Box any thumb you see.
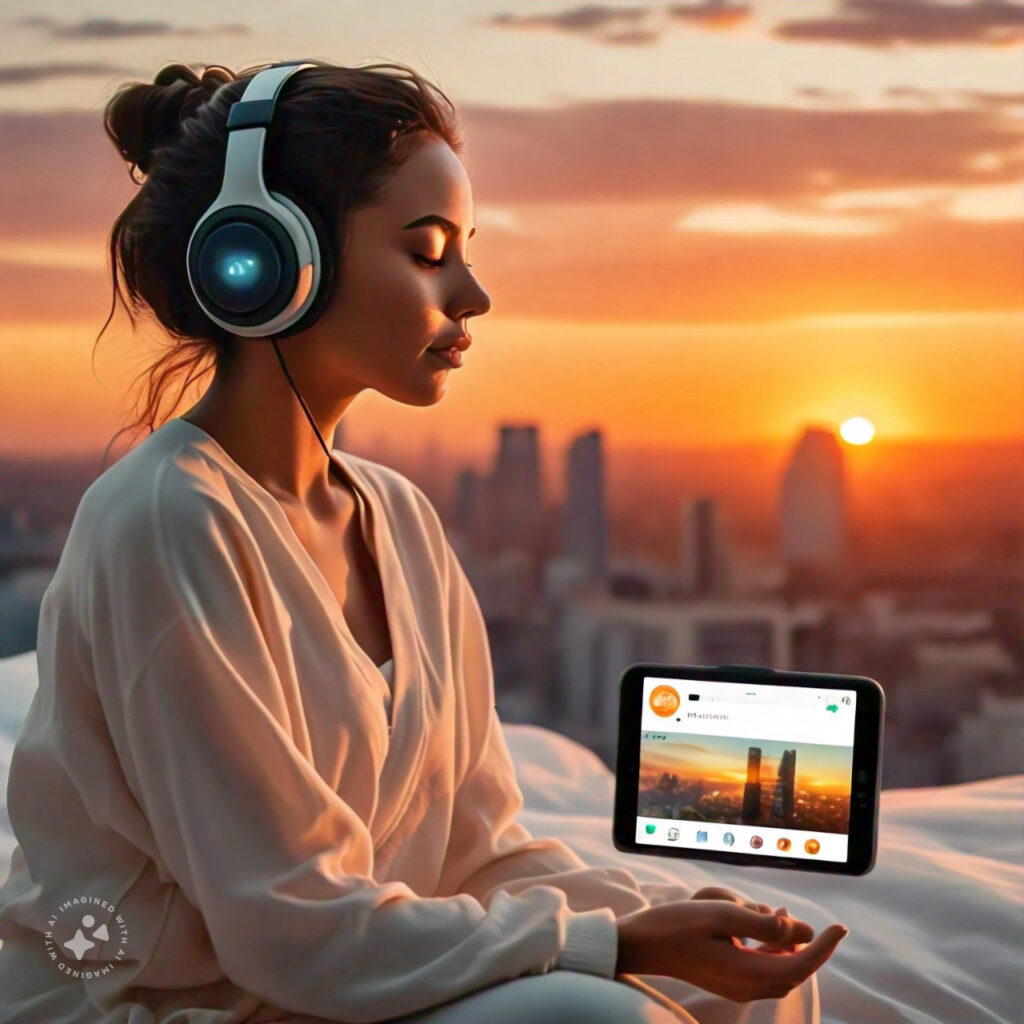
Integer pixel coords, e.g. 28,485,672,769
715,903,792,943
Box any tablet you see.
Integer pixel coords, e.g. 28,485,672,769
612,663,884,875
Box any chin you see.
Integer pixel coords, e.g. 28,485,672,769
386,380,449,407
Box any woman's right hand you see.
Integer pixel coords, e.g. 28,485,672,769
615,899,848,1003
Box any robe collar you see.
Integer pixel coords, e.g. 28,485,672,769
162,416,430,849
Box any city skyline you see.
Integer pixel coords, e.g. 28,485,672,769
640,734,853,794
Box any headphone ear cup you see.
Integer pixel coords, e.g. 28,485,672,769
269,189,337,340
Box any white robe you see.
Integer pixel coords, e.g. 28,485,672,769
0,416,711,1024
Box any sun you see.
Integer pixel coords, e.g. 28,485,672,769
839,417,876,445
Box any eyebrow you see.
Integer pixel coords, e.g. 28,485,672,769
402,214,475,240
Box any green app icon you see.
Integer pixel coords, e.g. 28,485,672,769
645,824,656,834
825,703,839,713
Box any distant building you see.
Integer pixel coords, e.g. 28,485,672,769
680,497,732,598
779,427,848,591
453,467,494,552
462,547,550,724
555,594,829,766
772,748,797,820
492,425,544,555
742,746,762,823
948,690,1024,782
0,566,55,658
563,430,610,582
858,592,992,640
899,636,1020,726
0,504,30,542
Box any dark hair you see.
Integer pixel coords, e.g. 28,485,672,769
95,58,463,470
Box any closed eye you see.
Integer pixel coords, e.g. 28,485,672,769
413,254,473,269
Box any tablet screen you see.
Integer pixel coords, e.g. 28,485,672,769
636,676,857,863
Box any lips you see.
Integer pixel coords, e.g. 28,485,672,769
428,347,464,368
427,335,471,353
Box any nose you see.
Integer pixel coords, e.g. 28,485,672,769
454,273,491,323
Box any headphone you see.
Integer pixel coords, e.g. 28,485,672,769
185,60,344,479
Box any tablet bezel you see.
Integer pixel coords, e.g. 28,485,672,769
612,663,884,875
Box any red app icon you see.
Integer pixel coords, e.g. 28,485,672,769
750,835,763,849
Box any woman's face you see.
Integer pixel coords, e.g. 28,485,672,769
313,133,492,405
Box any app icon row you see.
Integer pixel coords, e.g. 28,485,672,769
644,823,821,855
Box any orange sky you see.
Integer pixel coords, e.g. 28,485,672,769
0,1,1021,457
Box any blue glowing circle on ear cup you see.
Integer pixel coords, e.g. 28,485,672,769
196,222,283,314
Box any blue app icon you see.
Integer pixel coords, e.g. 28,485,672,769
723,832,735,846
696,830,708,843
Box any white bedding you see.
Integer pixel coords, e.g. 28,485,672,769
2,650,1021,1023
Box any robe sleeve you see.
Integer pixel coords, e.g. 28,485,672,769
88,473,638,1023
436,534,698,977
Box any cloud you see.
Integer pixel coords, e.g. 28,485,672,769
773,0,1024,49
665,1,752,30
884,85,1024,111
959,89,1024,109
456,97,1022,204
0,97,1019,326
796,86,858,104
4,95,1017,234
0,61,137,85
480,2,751,46
10,15,250,40
484,4,653,36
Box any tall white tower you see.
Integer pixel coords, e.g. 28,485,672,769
779,426,848,585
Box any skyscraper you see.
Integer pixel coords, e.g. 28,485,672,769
492,424,544,555
563,429,610,581
680,497,732,597
772,748,796,820
742,746,763,823
779,427,848,589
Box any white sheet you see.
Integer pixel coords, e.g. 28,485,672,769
2,651,1021,1023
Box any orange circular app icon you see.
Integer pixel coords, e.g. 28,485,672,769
804,838,821,855
649,685,680,718
777,837,792,851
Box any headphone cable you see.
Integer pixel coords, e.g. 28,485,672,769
269,335,346,487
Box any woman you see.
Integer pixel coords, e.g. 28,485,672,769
0,59,847,1024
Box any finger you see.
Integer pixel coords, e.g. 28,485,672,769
736,902,778,944
756,907,801,950
714,903,799,944
784,923,849,980
688,886,777,923
691,886,743,903
736,924,849,986
772,914,813,946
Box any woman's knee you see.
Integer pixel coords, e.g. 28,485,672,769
398,969,689,1024
543,971,688,1023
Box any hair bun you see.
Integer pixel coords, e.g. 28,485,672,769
105,63,236,177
